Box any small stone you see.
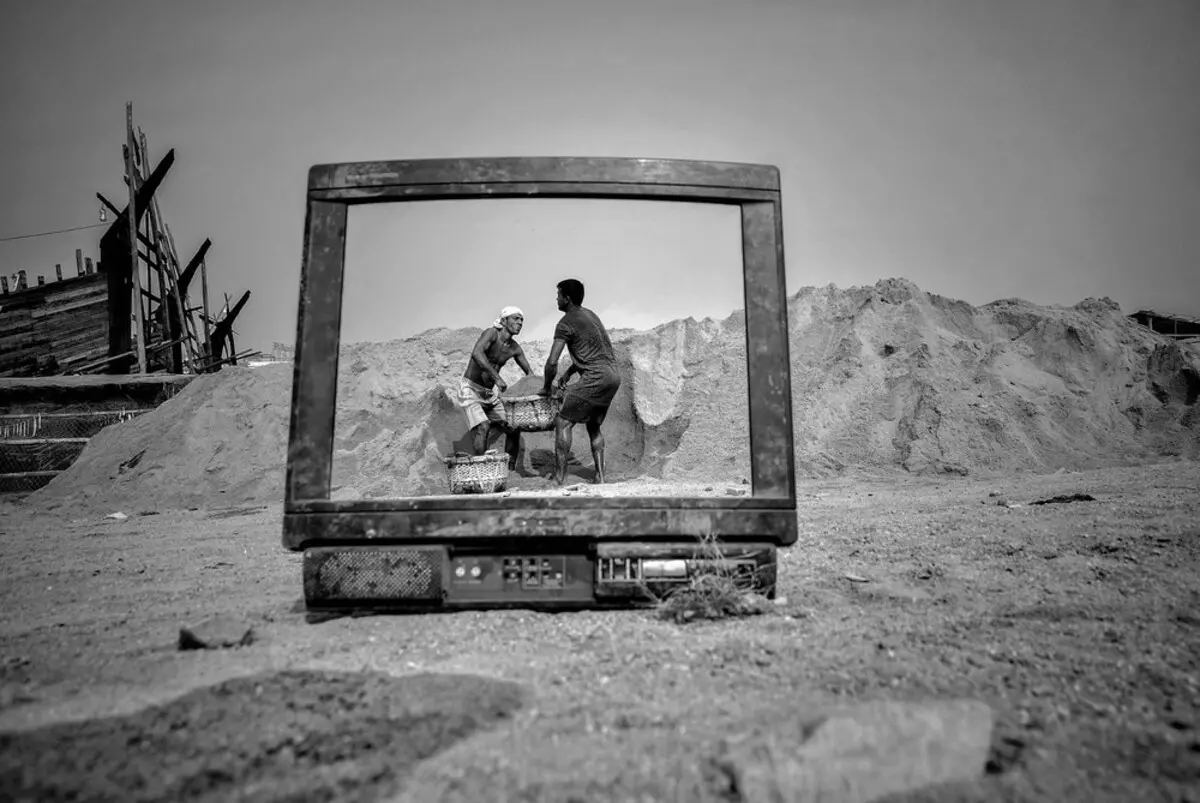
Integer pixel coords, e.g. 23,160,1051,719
178,614,256,650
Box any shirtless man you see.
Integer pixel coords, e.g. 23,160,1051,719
458,306,533,469
539,279,622,484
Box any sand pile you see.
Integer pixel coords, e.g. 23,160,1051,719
782,280,1199,475
31,364,294,512
27,279,1200,510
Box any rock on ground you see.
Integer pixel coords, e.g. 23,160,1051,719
716,699,995,803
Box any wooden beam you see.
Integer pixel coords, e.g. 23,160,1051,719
75,249,84,277
73,348,138,374
99,147,174,250
97,193,120,218
196,348,260,372
178,239,211,295
208,289,250,367
55,265,63,282
85,257,94,275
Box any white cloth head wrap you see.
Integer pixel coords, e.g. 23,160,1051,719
494,306,523,328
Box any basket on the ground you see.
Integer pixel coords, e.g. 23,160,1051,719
503,394,561,432
444,450,509,494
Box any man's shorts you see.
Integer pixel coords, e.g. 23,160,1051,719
559,368,621,424
457,377,506,430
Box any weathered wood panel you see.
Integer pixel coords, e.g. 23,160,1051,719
0,272,109,377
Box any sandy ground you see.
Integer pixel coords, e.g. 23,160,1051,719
1,461,1198,801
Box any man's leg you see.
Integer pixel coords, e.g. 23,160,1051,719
585,406,610,484
504,428,521,471
553,415,573,485
471,422,490,455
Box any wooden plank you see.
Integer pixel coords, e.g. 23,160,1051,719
0,411,144,421
58,345,110,368
53,343,108,366
24,276,108,305
51,321,108,345
37,288,109,313
0,321,39,342
72,348,137,374
55,265,63,282
0,334,42,355
31,294,107,318
0,318,34,339
76,249,85,277
85,257,94,275
32,310,107,337
0,335,48,357
0,358,38,376
49,324,108,351
43,301,109,323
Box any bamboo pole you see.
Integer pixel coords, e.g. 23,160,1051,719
161,221,203,366
138,128,201,371
200,256,212,364
126,102,148,374
138,130,170,363
158,217,201,370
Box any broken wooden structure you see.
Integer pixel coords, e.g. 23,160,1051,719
0,102,256,378
1130,309,1200,343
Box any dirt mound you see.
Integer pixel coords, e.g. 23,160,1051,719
27,280,1200,510
29,364,292,512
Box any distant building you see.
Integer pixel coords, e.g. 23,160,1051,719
1129,309,1200,342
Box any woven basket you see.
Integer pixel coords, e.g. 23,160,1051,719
503,394,561,432
444,450,509,494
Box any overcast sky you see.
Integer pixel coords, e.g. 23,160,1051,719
2,0,1197,351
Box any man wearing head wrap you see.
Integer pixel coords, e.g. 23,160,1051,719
457,306,533,468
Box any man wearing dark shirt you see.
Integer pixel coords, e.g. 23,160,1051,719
539,279,622,484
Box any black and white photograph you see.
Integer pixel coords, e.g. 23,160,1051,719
1,1,1198,800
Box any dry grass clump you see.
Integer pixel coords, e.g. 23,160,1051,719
654,533,773,624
